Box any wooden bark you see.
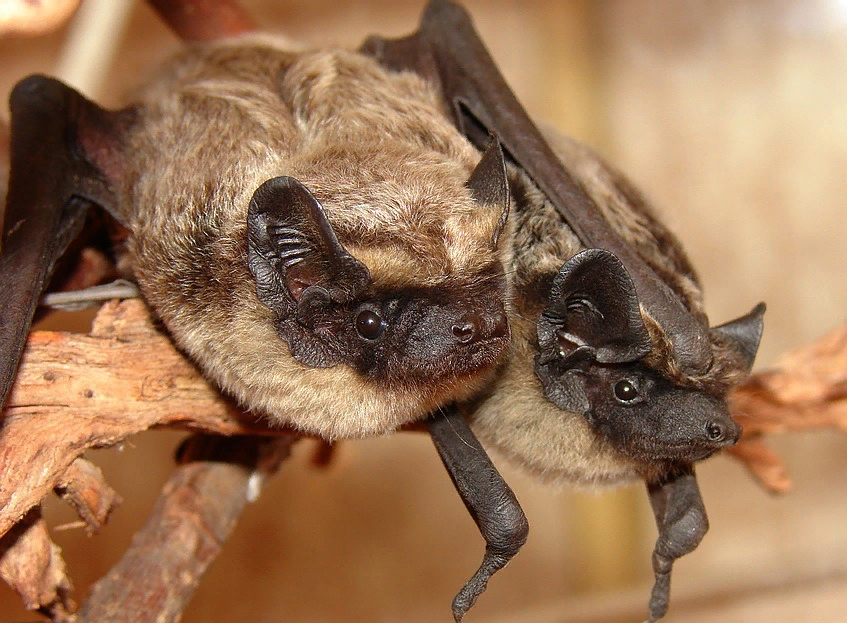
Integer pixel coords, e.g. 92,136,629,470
0,299,290,540
0,299,301,618
0,507,74,622
53,458,122,536
76,434,294,623
145,0,256,41
727,322,847,493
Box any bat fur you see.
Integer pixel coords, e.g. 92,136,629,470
358,0,763,486
469,130,760,486
7,37,514,439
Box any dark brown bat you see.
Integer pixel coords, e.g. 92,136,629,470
363,1,765,621
0,38,513,439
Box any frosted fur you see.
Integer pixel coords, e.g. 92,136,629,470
117,37,510,439
470,130,750,486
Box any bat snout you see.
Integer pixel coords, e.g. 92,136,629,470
705,417,742,446
451,309,509,344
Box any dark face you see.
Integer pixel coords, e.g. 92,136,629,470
247,141,513,392
575,362,741,462
534,315,747,463
290,274,510,389
532,249,759,466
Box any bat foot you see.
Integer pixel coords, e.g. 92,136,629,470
645,466,709,621
427,408,528,621
647,561,671,621
449,489,529,620
450,549,508,622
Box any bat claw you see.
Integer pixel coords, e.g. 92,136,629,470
450,549,505,622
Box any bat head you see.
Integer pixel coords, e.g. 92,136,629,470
246,139,511,413
535,249,764,464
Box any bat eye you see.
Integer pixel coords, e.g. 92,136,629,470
355,309,385,340
613,379,639,402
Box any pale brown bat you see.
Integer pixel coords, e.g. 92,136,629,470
0,37,513,439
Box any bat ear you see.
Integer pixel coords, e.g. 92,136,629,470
465,137,510,248
247,176,370,318
538,249,653,365
710,302,766,373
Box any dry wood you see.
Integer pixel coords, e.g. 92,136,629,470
0,299,292,541
0,298,303,617
0,507,74,622
76,434,294,623
727,322,847,493
53,458,122,536
145,0,256,42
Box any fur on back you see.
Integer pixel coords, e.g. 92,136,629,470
119,37,509,439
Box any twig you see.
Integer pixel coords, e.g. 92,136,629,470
0,299,294,540
0,507,74,622
145,0,257,42
53,457,122,535
727,322,847,493
76,434,294,623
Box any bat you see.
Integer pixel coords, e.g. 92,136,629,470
362,1,765,620
0,37,515,440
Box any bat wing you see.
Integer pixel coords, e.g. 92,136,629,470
0,76,132,407
360,0,712,373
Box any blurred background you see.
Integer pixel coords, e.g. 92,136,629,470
1,0,846,621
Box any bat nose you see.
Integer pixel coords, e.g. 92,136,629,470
451,310,509,344
705,418,742,445
452,319,478,343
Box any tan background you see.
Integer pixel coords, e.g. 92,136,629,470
1,0,846,621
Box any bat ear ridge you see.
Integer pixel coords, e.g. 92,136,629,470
465,136,510,248
247,176,370,317
538,249,653,365
710,302,766,373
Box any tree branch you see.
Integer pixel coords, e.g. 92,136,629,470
0,298,300,618
76,434,294,623
0,299,291,540
144,0,256,42
727,322,847,493
0,507,74,622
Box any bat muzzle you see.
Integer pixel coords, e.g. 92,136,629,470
704,417,742,447
451,309,509,344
